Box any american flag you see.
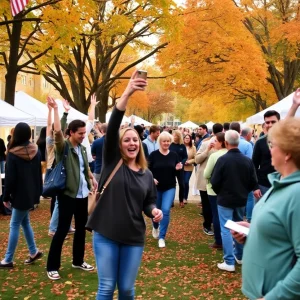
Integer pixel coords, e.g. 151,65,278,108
10,0,29,17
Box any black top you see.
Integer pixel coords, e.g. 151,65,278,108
252,135,275,187
0,138,6,161
211,148,258,208
86,107,157,246
148,150,179,191
3,142,42,210
91,135,105,174
169,143,187,165
37,142,46,162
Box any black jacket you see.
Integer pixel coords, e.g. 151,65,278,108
211,148,258,208
3,142,42,210
0,138,6,161
252,135,275,187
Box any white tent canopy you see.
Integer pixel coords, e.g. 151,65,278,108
106,111,130,125
180,121,199,129
15,91,48,126
206,121,214,129
55,99,88,122
130,115,152,127
246,92,300,124
0,99,36,126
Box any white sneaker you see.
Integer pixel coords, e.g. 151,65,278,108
158,239,165,248
152,227,160,239
217,261,235,272
234,255,242,265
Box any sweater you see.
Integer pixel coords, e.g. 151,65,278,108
252,135,275,187
169,143,188,165
3,142,42,210
211,148,258,208
184,145,196,172
86,107,157,246
203,148,228,196
148,150,179,192
242,171,300,300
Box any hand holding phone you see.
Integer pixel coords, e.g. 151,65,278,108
136,70,147,80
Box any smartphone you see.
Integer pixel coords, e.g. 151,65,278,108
224,220,250,236
136,70,147,80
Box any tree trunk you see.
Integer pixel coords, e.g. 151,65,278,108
97,89,110,122
4,15,23,106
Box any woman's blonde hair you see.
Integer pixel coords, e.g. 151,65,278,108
157,131,173,148
172,130,183,144
268,117,300,169
119,127,148,171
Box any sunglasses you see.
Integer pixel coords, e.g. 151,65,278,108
265,120,277,125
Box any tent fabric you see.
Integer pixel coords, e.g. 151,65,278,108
246,92,300,125
15,91,48,126
55,99,88,122
180,121,199,129
206,121,214,129
106,111,130,124
0,99,36,126
130,115,152,127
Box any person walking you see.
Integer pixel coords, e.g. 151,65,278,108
183,134,196,204
170,130,187,208
46,98,98,280
0,137,6,174
86,71,163,299
0,123,43,268
149,131,183,248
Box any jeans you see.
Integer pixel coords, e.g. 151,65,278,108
4,208,37,263
256,185,270,203
200,190,213,230
217,205,245,265
153,188,176,239
93,232,144,300
0,160,5,174
183,171,192,200
245,192,254,222
47,194,88,271
208,195,222,245
175,169,185,203
49,199,73,233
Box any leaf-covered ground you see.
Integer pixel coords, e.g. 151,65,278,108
0,201,246,299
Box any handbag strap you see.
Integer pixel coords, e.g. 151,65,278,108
100,159,123,195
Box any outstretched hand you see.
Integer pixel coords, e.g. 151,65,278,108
90,94,99,107
47,96,58,109
63,99,71,112
124,70,147,97
293,88,300,106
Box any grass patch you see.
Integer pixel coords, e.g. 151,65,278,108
0,201,246,299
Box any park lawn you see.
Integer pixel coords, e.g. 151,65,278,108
0,201,246,300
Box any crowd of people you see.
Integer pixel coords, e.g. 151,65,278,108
0,72,300,299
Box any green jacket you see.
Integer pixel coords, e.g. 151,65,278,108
242,171,300,300
54,130,91,198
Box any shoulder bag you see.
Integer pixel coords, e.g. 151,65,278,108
88,159,123,215
42,142,69,197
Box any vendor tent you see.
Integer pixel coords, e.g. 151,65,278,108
130,115,152,127
106,111,130,124
206,121,214,129
55,99,88,122
246,92,300,124
0,99,36,126
180,121,199,129
15,91,48,126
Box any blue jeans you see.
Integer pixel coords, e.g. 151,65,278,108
245,192,254,222
153,188,176,239
93,232,144,300
217,205,244,265
0,160,5,174
183,171,192,200
208,195,222,245
49,199,73,233
4,208,37,263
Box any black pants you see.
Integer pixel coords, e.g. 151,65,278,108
47,194,88,271
200,190,213,230
50,196,56,216
175,169,185,203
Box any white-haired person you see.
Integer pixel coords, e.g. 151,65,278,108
149,131,183,248
86,71,163,299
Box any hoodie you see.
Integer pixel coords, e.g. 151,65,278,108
3,142,42,210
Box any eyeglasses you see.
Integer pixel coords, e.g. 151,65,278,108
265,120,277,125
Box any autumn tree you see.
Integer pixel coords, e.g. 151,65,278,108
158,0,276,116
0,0,80,105
38,0,180,121
233,0,300,100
